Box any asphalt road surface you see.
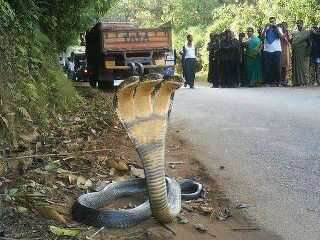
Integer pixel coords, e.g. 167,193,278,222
170,86,320,240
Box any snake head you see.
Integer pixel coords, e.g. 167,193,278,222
114,74,182,147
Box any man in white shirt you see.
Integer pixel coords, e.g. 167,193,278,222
263,17,284,86
182,34,197,88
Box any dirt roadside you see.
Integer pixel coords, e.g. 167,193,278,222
0,84,281,240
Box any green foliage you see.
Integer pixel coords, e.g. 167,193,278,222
0,0,115,147
108,0,320,71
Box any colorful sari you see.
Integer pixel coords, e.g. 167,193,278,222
281,31,291,85
245,36,262,87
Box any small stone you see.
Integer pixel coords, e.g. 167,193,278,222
220,166,225,170
194,224,208,233
16,206,28,214
170,165,175,169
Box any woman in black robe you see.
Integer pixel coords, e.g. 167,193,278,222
219,29,241,88
207,33,220,88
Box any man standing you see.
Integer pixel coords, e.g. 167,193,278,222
263,17,283,86
182,34,197,88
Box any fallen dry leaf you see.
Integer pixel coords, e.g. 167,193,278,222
36,205,68,224
108,159,129,171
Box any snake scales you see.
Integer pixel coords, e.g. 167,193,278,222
72,74,202,228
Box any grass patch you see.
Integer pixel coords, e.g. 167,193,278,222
195,71,210,86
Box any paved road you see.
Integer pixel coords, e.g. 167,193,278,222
170,86,320,240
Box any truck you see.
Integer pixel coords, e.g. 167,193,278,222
85,22,175,88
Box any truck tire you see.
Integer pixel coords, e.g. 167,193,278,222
98,81,114,89
89,76,97,88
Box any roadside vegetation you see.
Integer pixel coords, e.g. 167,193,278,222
0,0,114,148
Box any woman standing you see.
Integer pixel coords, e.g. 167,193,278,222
182,34,197,88
280,22,290,86
244,27,262,87
239,32,247,86
219,29,240,88
291,20,311,86
207,33,220,88
310,25,320,85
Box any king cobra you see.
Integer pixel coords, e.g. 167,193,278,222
72,74,202,228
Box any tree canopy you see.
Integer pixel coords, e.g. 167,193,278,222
107,0,320,68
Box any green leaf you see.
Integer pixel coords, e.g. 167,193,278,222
8,188,19,197
177,215,189,224
49,226,81,237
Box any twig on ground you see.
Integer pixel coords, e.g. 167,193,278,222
0,238,42,240
86,227,105,240
168,161,184,164
62,156,75,161
160,224,176,236
231,227,261,231
207,232,217,238
1,149,113,161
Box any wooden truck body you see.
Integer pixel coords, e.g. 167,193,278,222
85,22,175,88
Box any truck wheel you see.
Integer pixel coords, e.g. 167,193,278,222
89,79,97,87
89,75,97,87
98,81,114,89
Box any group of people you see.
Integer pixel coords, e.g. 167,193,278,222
182,17,320,89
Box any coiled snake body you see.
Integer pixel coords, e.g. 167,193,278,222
72,74,202,228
